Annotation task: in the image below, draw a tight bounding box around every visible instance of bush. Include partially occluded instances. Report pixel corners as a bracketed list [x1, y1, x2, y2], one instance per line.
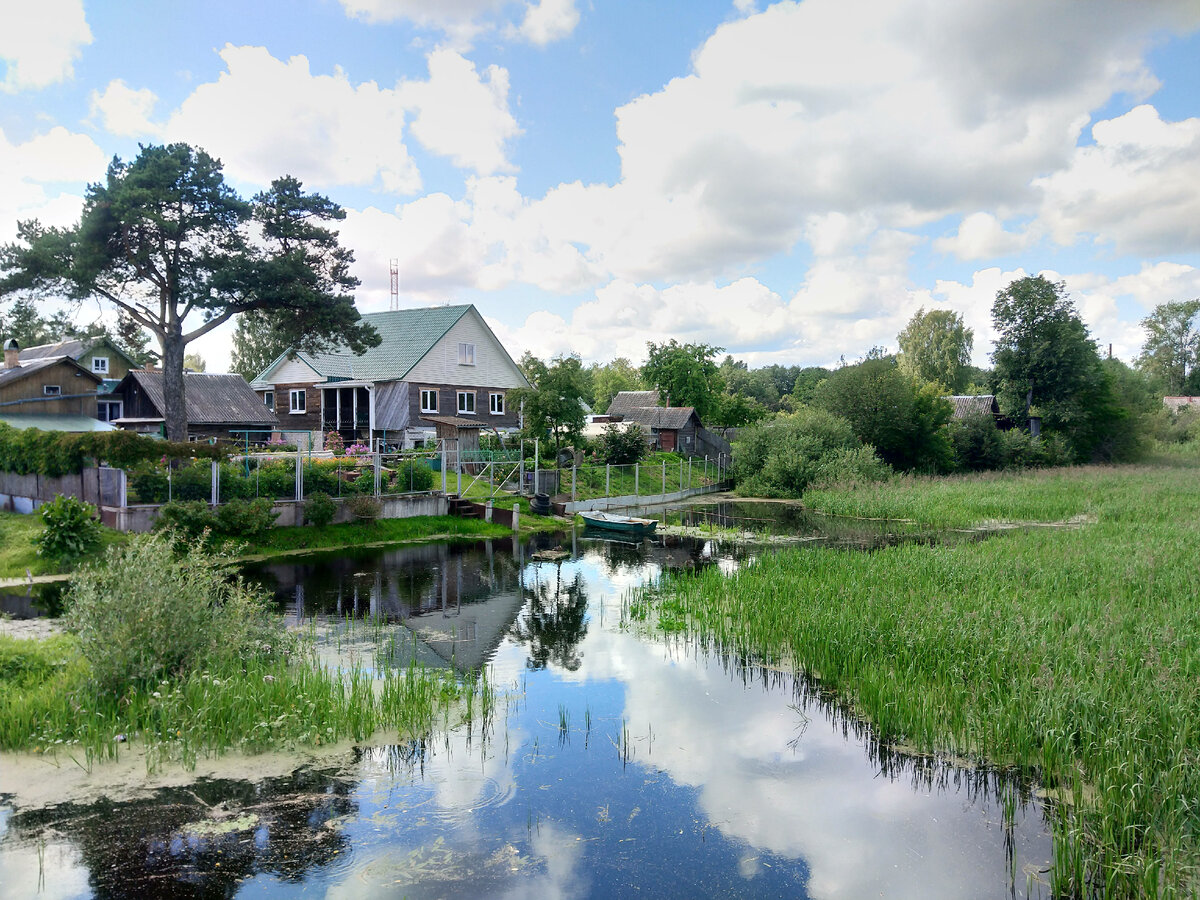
[65, 533, 288, 693]
[997, 429, 1073, 469]
[346, 494, 381, 521]
[34, 494, 101, 562]
[389, 460, 434, 493]
[733, 408, 891, 498]
[597, 423, 647, 465]
[305, 491, 336, 527]
[948, 412, 1005, 472]
[153, 500, 215, 540]
[214, 498, 278, 538]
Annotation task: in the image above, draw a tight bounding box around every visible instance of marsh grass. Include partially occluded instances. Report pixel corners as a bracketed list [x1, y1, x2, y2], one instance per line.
[633, 460, 1200, 897]
[246, 515, 510, 554]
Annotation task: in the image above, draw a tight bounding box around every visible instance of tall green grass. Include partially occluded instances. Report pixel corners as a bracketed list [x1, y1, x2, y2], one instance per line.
[632, 460, 1200, 897]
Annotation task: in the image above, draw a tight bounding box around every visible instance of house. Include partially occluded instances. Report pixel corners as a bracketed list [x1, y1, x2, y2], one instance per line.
[19, 336, 141, 423]
[0, 339, 114, 432]
[946, 394, 1013, 429]
[250, 304, 529, 449]
[111, 370, 278, 442]
[603, 389, 730, 457]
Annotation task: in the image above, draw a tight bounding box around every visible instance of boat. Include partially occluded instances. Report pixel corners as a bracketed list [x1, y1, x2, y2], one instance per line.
[579, 510, 658, 538]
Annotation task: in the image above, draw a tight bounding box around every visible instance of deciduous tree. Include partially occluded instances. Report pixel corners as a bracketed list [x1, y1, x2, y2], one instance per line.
[1136, 299, 1200, 395]
[512, 353, 588, 457]
[897, 307, 973, 392]
[641, 340, 724, 420]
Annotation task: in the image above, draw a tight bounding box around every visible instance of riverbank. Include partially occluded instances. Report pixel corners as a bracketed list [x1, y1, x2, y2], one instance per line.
[632, 458, 1200, 897]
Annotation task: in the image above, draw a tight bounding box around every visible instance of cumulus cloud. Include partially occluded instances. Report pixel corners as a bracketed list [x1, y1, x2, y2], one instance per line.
[0, 126, 105, 242]
[0, 0, 92, 92]
[934, 213, 1032, 260]
[1034, 105, 1200, 255]
[396, 49, 520, 174]
[337, 0, 579, 45]
[89, 80, 161, 138]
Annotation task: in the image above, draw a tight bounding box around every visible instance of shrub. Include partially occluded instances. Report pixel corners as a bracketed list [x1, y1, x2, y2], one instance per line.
[324, 430, 345, 455]
[65, 533, 288, 693]
[214, 497, 279, 538]
[305, 491, 336, 527]
[948, 412, 1005, 472]
[34, 494, 101, 562]
[810, 446, 893, 490]
[390, 459, 434, 492]
[346, 493, 381, 521]
[153, 500, 215, 540]
[597, 423, 647, 465]
[997, 429, 1073, 469]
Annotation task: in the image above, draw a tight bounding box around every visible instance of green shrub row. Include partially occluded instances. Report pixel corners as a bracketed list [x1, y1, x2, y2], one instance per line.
[0, 422, 227, 478]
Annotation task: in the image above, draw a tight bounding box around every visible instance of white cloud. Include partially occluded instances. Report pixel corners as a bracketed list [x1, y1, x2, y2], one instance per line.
[396, 49, 520, 175]
[1033, 105, 1200, 255]
[934, 213, 1032, 260]
[165, 45, 420, 193]
[0, 126, 105, 242]
[89, 80, 161, 138]
[0, 0, 92, 92]
[338, 0, 578, 45]
[515, 0, 580, 46]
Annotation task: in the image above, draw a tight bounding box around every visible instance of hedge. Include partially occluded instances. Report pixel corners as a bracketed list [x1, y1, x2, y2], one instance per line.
[0, 422, 229, 478]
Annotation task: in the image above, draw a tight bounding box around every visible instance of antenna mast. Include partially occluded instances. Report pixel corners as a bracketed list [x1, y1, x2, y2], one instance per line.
[389, 258, 399, 311]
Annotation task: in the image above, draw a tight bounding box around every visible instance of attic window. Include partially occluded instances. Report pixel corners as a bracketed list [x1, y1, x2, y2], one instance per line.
[458, 342, 475, 366]
[43, 384, 61, 396]
[91, 356, 109, 374]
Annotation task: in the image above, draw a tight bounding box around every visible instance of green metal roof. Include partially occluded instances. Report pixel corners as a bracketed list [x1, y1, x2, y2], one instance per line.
[0, 414, 116, 432]
[278, 305, 473, 382]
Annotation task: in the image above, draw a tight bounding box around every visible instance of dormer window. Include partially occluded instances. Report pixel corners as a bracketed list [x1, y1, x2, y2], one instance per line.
[458, 342, 475, 366]
[91, 356, 109, 374]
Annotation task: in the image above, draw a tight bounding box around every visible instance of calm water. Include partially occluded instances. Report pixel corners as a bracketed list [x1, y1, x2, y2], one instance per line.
[0, 530, 1053, 898]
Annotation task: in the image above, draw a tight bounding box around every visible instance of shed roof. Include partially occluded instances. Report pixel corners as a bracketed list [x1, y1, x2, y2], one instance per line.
[947, 395, 1000, 419]
[606, 390, 660, 418]
[424, 415, 489, 429]
[117, 371, 279, 426]
[0, 413, 116, 432]
[622, 405, 701, 429]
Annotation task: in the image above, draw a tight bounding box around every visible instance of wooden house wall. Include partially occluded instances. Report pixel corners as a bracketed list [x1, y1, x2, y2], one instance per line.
[0, 361, 99, 417]
[405, 382, 520, 431]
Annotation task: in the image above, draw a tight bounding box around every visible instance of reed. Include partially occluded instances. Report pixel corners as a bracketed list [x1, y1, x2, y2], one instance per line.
[633, 460, 1200, 897]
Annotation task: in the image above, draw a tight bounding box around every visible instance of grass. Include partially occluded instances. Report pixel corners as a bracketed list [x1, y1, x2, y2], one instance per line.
[630, 458, 1200, 898]
[0, 511, 127, 581]
[244, 514, 514, 555]
[0, 625, 494, 773]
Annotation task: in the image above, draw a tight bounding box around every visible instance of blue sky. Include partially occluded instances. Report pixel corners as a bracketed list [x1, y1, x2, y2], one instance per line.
[2, 0, 1199, 373]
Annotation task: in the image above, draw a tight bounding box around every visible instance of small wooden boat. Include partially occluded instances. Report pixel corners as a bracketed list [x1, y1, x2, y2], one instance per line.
[579, 511, 658, 538]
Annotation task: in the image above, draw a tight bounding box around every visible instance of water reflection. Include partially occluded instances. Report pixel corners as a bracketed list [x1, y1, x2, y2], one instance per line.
[1, 530, 1052, 898]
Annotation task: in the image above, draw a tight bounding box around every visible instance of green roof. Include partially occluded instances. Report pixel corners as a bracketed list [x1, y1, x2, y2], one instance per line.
[269, 305, 473, 382]
[0, 414, 116, 432]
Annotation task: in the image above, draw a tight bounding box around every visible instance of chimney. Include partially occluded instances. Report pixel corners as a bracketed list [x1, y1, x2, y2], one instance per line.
[3, 338, 19, 370]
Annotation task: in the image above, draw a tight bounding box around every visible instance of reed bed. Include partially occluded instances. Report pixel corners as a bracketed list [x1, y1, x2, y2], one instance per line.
[631, 461, 1200, 897]
[0, 626, 493, 773]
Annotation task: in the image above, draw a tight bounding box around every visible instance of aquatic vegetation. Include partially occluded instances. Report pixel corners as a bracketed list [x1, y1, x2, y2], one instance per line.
[633, 460, 1200, 897]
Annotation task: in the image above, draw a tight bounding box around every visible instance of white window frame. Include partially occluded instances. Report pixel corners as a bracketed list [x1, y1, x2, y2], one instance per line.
[457, 342, 476, 366]
[289, 389, 306, 414]
[43, 384, 61, 396]
[489, 392, 504, 415]
[420, 388, 439, 414]
[457, 390, 476, 415]
[263, 390, 274, 409]
[91, 356, 109, 374]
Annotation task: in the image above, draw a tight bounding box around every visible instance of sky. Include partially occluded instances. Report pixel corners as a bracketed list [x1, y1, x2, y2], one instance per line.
[2, 0, 1199, 375]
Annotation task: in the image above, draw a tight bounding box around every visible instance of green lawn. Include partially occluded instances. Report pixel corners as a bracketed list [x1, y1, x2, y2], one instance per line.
[0, 511, 127, 581]
[633, 458, 1200, 898]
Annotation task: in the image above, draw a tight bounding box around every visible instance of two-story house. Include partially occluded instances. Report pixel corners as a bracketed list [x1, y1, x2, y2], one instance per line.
[250, 304, 529, 448]
[18, 336, 141, 423]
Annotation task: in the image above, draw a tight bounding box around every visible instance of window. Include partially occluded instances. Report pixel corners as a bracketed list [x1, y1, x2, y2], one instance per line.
[489, 392, 504, 415]
[289, 389, 306, 414]
[457, 390, 476, 415]
[457, 342, 476, 365]
[43, 384, 61, 396]
[420, 388, 439, 414]
[98, 399, 123, 422]
[91, 356, 109, 374]
[263, 390, 274, 409]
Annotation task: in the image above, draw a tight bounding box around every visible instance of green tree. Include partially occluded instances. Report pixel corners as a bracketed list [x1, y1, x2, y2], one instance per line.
[641, 340, 724, 420]
[990, 276, 1116, 458]
[588, 357, 644, 412]
[1136, 299, 1200, 395]
[897, 307, 973, 392]
[512, 353, 588, 457]
[813, 357, 953, 472]
[0, 144, 378, 440]
[230, 309, 293, 381]
[183, 352, 206, 372]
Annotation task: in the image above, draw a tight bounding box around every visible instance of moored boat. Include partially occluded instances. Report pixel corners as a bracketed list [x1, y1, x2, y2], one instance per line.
[579, 510, 658, 538]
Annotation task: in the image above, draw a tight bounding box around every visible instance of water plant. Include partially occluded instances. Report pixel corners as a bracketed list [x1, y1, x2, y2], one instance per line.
[632, 460, 1200, 897]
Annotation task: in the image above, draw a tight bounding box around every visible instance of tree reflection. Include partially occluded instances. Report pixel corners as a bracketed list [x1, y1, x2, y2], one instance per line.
[6, 766, 357, 898]
[512, 563, 590, 671]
